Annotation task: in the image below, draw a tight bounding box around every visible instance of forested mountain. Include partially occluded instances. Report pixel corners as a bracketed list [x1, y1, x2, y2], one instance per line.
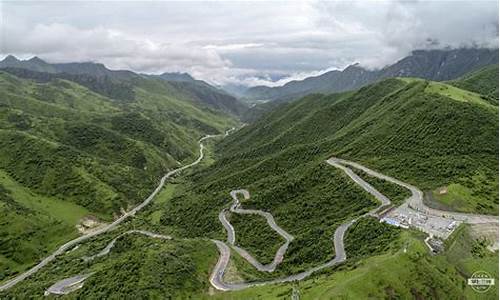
[154, 71, 496, 298]
[178, 73, 498, 256]
[103, 68, 497, 298]
[449, 64, 499, 104]
[224, 75, 498, 211]
[163, 80, 247, 116]
[147, 74, 248, 116]
[0, 67, 136, 101]
[244, 48, 499, 102]
[0, 56, 247, 116]
[0, 69, 237, 279]
[1, 61, 498, 299]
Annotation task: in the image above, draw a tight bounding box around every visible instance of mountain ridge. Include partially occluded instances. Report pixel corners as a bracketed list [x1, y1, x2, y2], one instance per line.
[0, 56, 247, 116]
[244, 48, 499, 102]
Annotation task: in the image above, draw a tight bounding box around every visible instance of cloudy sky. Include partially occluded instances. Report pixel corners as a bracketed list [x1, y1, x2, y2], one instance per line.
[0, 0, 498, 87]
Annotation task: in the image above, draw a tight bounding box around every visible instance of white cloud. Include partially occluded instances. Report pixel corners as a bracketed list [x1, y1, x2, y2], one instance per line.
[0, 0, 497, 87]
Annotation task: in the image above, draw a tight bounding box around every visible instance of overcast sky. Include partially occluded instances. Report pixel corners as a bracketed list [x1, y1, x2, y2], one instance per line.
[0, 0, 498, 87]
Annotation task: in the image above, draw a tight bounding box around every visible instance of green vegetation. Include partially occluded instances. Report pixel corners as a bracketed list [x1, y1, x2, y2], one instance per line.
[344, 217, 401, 259]
[77, 237, 217, 299]
[161, 162, 378, 274]
[0, 228, 219, 299]
[0, 70, 237, 278]
[0, 64, 497, 298]
[425, 81, 494, 108]
[155, 73, 497, 282]
[445, 224, 498, 284]
[2, 67, 136, 101]
[425, 168, 499, 214]
[0, 170, 89, 225]
[352, 168, 412, 206]
[224, 247, 276, 283]
[213, 226, 498, 299]
[219, 77, 498, 215]
[229, 213, 285, 265]
[450, 64, 499, 105]
[0, 178, 82, 280]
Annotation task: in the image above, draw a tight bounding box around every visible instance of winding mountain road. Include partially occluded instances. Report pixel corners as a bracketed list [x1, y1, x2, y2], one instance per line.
[327, 158, 499, 224]
[4, 126, 496, 294]
[0, 129, 233, 292]
[209, 157, 498, 291]
[220, 189, 294, 272]
[209, 159, 392, 291]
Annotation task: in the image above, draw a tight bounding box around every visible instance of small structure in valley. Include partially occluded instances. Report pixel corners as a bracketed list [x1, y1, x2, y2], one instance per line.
[380, 217, 409, 229]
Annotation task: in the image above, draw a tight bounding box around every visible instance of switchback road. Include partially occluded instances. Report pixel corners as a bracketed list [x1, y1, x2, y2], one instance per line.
[209, 157, 498, 291]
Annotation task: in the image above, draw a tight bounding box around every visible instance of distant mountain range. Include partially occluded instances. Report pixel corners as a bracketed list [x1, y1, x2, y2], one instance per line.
[0, 55, 137, 80]
[243, 48, 499, 102]
[153, 72, 195, 82]
[0, 55, 247, 116]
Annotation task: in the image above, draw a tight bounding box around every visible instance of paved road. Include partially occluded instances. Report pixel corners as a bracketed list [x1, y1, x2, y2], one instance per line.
[210, 157, 498, 291]
[327, 158, 499, 224]
[82, 230, 172, 262]
[209, 161, 392, 291]
[221, 189, 294, 272]
[327, 159, 391, 207]
[210, 219, 357, 291]
[0, 130, 232, 291]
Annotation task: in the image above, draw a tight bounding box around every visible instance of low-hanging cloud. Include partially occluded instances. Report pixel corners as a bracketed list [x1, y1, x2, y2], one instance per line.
[1, 0, 498, 87]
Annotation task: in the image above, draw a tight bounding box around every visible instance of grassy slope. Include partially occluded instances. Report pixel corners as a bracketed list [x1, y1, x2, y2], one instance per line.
[161, 161, 378, 275]
[1, 75, 497, 298]
[155, 76, 497, 280]
[214, 224, 498, 299]
[0, 156, 224, 299]
[449, 64, 499, 105]
[152, 76, 498, 294]
[0, 179, 86, 280]
[0, 71, 237, 278]
[217, 78, 498, 214]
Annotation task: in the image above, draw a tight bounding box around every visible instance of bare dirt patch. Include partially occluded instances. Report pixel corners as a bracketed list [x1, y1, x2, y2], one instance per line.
[76, 215, 107, 234]
[469, 223, 499, 252]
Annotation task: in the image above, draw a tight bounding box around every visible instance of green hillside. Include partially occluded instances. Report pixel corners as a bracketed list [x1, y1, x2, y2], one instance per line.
[0, 225, 218, 299]
[0, 71, 237, 278]
[0, 68, 497, 298]
[214, 224, 498, 299]
[0, 56, 248, 116]
[450, 64, 499, 105]
[137, 75, 488, 272]
[216, 78, 498, 214]
[152, 75, 497, 281]
[157, 75, 497, 284]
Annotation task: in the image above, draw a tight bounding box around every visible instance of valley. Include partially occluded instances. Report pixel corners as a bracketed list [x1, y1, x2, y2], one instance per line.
[0, 51, 498, 299]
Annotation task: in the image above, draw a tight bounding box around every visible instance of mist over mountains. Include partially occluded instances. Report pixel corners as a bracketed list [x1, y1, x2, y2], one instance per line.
[243, 48, 499, 102]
